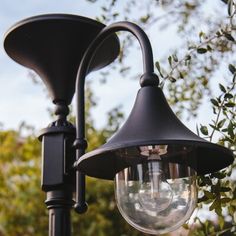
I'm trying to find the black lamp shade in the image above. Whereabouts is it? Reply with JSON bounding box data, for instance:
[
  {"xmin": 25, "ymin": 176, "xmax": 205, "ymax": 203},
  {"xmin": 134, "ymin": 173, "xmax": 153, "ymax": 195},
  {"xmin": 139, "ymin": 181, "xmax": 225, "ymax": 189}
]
[
  {"xmin": 4, "ymin": 14, "xmax": 120, "ymax": 105},
  {"xmin": 76, "ymin": 86, "xmax": 234, "ymax": 180}
]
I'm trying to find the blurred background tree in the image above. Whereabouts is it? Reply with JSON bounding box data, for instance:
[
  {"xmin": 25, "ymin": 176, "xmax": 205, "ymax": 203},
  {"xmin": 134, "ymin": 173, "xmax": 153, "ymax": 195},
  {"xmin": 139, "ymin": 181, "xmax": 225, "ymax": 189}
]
[{"xmin": 0, "ymin": 0, "xmax": 235, "ymax": 235}]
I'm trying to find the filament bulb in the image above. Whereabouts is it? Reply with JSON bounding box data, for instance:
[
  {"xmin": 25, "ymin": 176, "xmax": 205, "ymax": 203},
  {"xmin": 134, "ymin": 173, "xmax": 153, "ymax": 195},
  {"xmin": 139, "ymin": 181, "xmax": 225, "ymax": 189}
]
[{"xmin": 138, "ymin": 166, "xmax": 173, "ymax": 214}]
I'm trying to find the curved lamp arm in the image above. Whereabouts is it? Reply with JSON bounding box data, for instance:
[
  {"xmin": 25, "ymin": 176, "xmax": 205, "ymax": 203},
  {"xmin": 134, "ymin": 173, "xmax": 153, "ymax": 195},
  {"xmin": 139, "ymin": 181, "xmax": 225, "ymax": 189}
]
[{"xmin": 73, "ymin": 21, "xmax": 159, "ymax": 213}]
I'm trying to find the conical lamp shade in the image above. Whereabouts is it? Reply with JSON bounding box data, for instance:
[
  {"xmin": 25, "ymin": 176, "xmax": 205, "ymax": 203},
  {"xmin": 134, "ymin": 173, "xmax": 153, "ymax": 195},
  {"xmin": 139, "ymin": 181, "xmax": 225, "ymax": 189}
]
[
  {"xmin": 76, "ymin": 86, "xmax": 233, "ymax": 180},
  {"xmin": 4, "ymin": 14, "xmax": 119, "ymax": 105}
]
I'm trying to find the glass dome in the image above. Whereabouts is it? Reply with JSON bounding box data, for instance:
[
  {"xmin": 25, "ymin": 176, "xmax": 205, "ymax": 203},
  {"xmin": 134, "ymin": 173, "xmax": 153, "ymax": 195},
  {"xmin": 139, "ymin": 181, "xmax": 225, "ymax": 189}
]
[{"xmin": 115, "ymin": 147, "xmax": 197, "ymax": 235}]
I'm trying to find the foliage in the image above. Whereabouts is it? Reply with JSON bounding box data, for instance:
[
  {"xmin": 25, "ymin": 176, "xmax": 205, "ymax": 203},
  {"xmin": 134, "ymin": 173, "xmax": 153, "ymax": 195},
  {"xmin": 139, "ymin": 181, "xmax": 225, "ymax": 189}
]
[
  {"xmin": 89, "ymin": 0, "xmax": 236, "ymax": 119},
  {"xmin": 0, "ymin": 130, "xmax": 47, "ymax": 236},
  {"xmin": 189, "ymin": 65, "xmax": 236, "ymax": 235},
  {"xmin": 0, "ymin": 93, "xmax": 144, "ymax": 236}
]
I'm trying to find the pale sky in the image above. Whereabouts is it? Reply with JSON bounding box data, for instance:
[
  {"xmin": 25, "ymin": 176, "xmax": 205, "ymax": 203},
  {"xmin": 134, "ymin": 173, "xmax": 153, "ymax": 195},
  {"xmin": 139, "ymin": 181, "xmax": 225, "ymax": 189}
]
[
  {"xmin": 0, "ymin": 0, "xmax": 109, "ymax": 130},
  {"xmin": 0, "ymin": 0, "xmax": 177, "ymax": 131},
  {"xmin": 0, "ymin": 0, "xmax": 229, "ymax": 137}
]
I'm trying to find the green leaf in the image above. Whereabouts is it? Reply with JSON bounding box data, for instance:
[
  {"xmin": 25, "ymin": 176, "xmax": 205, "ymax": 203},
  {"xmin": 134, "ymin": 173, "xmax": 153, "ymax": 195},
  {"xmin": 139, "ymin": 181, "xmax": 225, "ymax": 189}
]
[
  {"xmin": 228, "ymin": 0, "xmax": 234, "ymax": 16},
  {"xmin": 198, "ymin": 195, "xmax": 208, "ymax": 203},
  {"xmin": 182, "ymin": 224, "xmax": 189, "ymax": 230},
  {"xmin": 219, "ymin": 216, "xmax": 225, "ymax": 230},
  {"xmin": 207, "ymin": 45, "xmax": 213, "ymax": 51},
  {"xmin": 215, "ymin": 205, "xmax": 222, "ymax": 216},
  {"xmin": 173, "ymin": 54, "xmax": 178, "ymax": 62},
  {"xmin": 216, "ymin": 30, "xmax": 222, "ymax": 37},
  {"xmin": 155, "ymin": 61, "xmax": 161, "ymax": 71},
  {"xmin": 101, "ymin": 6, "xmax": 108, "ymax": 11},
  {"xmin": 219, "ymin": 83, "xmax": 226, "ymax": 93},
  {"xmin": 179, "ymin": 71, "xmax": 184, "ymax": 79},
  {"xmin": 228, "ymin": 64, "xmax": 236, "ymax": 74},
  {"xmin": 155, "ymin": 61, "xmax": 164, "ymax": 77},
  {"xmin": 213, "ymin": 107, "xmax": 217, "ymax": 114},
  {"xmin": 220, "ymin": 187, "xmax": 231, "ymax": 192},
  {"xmin": 211, "ymin": 99, "xmax": 219, "ymax": 106},
  {"xmin": 231, "ymin": 200, "xmax": 236, "ymax": 206},
  {"xmin": 112, "ymin": 13, "xmax": 119, "ymax": 18},
  {"xmin": 225, "ymin": 102, "xmax": 235, "ymax": 107},
  {"xmin": 197, "ymin": 48, "xmax": 208, "ymax": 54},
  {"xmin": 229, "ymin": 205, "xmax": 235, "ymax": 216},
  {"xmin": 209, "ymin": 199, "xmax": 220, "ymax": 211},
  {"xmin": 199, "ymin": 31, "xmax": 205, "ymax": 39},
  {"xmin": 224, "ymin": 32, "xmax": 235, "ymax": 42},
  {"xmin": 168, "ymin": 56, "xmax": 172, "ymax": 66},
  {"xmin": 140, "ymin": 14, "xmax": 150, "ymax": 23},
  {"xmin": 217, "ymin": 96, "xmax": 222, "ymax": 103},
  {"xmin": 185, "ymin": 55, "xmax": 191, "ymax": 61},
  {"xmin": 204, "ymin": 190, "xmax": 215, "ymax": 199},
  {"xmin": 218, "ymin": 119, "xmax": 226, "ymax": 129},
  {"xmin": 228, "ymin": 121, "xmax": 234, "ymax": 139},
  {"xmin": 200, "ymin": 125, "xmax": 208, "ymax": 135},
  {"xmin": 220, "ymin": 197, "xmax": 231, "ymax": 203},
  {"xmin": 224, "ymin": 93, "xmax": 233, "ymax": 99},
  {"xmin": 210, "ymin": 124, "xmax": 219, "ymax": 131},
  {"xmin": 169, "ymin": 77, "xmax": 176, "ymax": 82}
]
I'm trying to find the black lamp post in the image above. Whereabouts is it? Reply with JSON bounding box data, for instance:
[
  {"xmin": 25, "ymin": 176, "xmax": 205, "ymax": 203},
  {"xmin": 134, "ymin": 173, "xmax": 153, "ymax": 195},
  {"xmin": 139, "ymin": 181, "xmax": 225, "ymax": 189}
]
[{"xmin": 4, "ymin": 14, "xmax": 234, "ymax": 236}]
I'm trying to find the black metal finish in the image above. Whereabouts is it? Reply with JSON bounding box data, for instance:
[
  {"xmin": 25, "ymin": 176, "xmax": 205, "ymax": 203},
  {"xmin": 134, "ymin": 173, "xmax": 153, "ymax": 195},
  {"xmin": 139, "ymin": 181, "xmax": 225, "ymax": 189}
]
[
  {"xmin": 4, "ymin": 14, "xmax": 120, "ymax": 105},
  {"xmin": 39, "ymin": 121, "xmax": 76, "ymax": 236},
  {"xmin": 40, "ymin": 127, "xmax": 76, "ymax": 191},
  {"xmin": 73, "ymin": 21, "xmax": 159, "ymax": 212},
  {"xmin": 73, "ymin": 140, "xmax": 88, "ymax": 214},
  {"xmin": 4, "ymin": 14, "xmax": 234, "ymax": 235},
  {"xmin": 46, "ymin": 190, "xmax": 74, "ymax": 236},
  {"xmin": 74, "ymin": 168, "xmax": 88, "ymax": 214},
  {"xmin": 75, "ymin": 87, "xmax": 234, "ymax": 179},
  {"xmin": 75, "ymin": 21, "xmax": 159, "ymax": 141}
]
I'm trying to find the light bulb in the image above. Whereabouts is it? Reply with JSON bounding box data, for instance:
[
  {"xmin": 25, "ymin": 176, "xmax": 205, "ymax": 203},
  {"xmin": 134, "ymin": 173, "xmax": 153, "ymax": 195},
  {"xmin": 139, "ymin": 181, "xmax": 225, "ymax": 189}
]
[
  {"xmin": 114, "ymin": 145, "xmax": 197, "ymax": 235},
  {"xmin": 138, "ymin": 162, "xmax": 173, "ymax": 215}
]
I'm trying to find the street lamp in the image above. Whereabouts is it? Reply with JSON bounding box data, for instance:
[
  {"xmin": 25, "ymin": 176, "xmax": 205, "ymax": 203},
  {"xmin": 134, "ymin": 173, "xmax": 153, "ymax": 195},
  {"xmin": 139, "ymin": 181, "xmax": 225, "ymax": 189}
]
[{"xmin": 4, "ymin": 14, "xmax": 234, "ymax": 236}]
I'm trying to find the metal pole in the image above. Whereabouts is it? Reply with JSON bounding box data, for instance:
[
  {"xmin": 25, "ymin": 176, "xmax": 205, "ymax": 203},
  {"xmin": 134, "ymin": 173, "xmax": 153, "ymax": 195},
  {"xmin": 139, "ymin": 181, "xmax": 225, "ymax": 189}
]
[
  {"xmin": 46, "ymin": 190, "xmax": 74, "ymax": 236},
  {"xmin": 38, "ymin": 102, "xmax": 76, "ymax": 236}
]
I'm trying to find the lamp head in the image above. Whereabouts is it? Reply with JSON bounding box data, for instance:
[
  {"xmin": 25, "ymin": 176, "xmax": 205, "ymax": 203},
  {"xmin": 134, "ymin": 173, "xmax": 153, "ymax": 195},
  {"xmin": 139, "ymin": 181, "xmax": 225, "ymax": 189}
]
[
  {"xmin": 75, "ymin": 85, "xmax": 233, "ymax": 179},
  {"xmin": 75, "ymin": 83, "xmax": 233, "ymax": 235}
]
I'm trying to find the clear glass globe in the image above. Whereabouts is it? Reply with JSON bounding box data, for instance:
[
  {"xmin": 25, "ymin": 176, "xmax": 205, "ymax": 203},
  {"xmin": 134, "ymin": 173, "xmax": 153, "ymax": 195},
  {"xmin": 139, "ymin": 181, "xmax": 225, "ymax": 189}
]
[{"xmin": 115, "ymin": 158, "xmax": 197, "ymax": 235}]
